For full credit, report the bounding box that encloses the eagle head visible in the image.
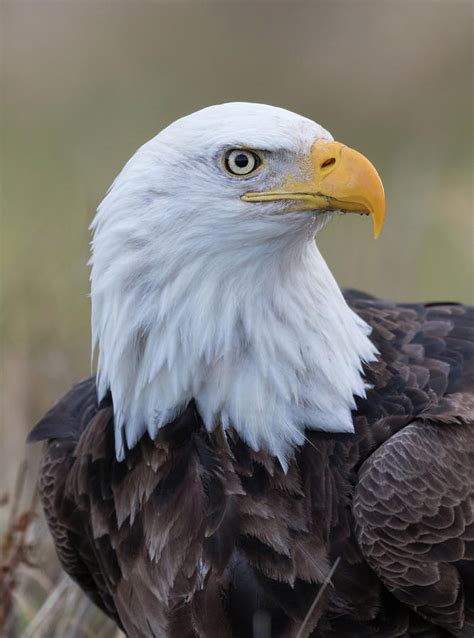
[90,103,384,465]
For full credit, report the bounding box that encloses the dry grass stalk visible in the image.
[295,556,341,638]
[0,462,38,637]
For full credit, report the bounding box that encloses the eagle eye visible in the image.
[224,149,262,177]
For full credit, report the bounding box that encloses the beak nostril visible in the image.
[320,158,336,170]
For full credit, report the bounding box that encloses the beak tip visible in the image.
[372,207,385,239]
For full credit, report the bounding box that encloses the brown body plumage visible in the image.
[30,292,474,637]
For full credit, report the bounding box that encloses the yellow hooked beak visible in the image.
[241,140,386,238]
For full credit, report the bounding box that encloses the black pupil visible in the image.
[235,153,250,168]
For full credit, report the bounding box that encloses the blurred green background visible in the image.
[0,1,472,634]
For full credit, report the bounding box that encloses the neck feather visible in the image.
[92,235,377,466]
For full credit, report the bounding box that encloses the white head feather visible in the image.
[90,102,378,467]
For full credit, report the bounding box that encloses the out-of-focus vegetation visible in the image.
[1,1,472,635]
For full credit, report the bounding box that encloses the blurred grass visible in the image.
[0,1,473,635]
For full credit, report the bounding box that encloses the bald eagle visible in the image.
[30,103,474,638]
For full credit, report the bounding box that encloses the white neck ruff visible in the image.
[91,212,378,466]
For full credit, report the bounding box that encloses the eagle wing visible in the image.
[354,418,474,636]
[31,379,123,627]
[350,297,474,637]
